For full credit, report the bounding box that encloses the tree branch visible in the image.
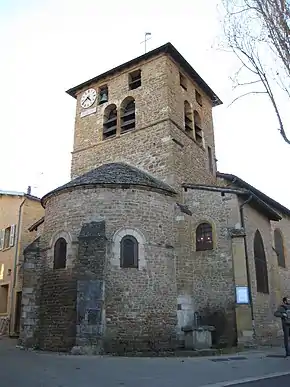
[228,91,267,107]
[234,79,262,87]
[221,0,290,145]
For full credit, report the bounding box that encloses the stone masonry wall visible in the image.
[271,214,290,301]
[169,122,216,188]
[217,177,290,344]
[166,57,217,179]
[19,237,42,348]
[242,201,286,344]
[180,189,238,346]
[71,122,175,187]
[38,267,77,351]
[20,230,77,351]
[71,54,170,180]
[43,186,178,353]
[73,55,168,153]
[105,241,177,353]
[75,221,106,350]
[71,53,218,192]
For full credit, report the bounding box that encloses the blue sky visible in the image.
[0,0,40,16]
[0,0,289,208]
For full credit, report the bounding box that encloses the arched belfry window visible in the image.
[184,101,193,136]
[120,235,138,268]
[103,104,117,139]
[121,97,136,133]
[274,229,286,268]
[53,237,67,269]
[254,230,269,294]
[196,223,213,251]
[194,110,203,145]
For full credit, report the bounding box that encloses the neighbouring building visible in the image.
[0,189,44,336]
[19,43,290,353]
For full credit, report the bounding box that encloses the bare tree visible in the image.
[221,0,290,144]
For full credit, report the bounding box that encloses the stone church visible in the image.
[20,43,290,353]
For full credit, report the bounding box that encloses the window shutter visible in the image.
[9,224,16,247]
[0,229,4,250]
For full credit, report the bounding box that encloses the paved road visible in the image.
[236,374,290,386]
[1,339,290,387]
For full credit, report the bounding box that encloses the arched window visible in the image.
[103,104,117,139]
[254,230,269,294]
[194,110,203,145]
[121,98,135,133]
[274,229,286,268]
[53,237,67,269]
[184,101,193,136]
[120,235,138,268]
[196,223,213,251]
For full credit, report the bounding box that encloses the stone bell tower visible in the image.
[66,43,222,191]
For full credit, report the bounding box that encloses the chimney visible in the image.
[27,186,31,195]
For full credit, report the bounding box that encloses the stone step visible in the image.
[106,348,220,357]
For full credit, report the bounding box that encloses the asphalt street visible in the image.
[236,374,290,386]
[1,338,290,387]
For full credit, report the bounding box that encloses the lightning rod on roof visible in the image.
[141,32,152,54]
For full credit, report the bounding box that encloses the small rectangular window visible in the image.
[129,69,141,90]
[3,227,11,249]
[0,229,4,250]
[208,146,213,174]
[9,224,16,247]
[98,85,108,105]
[196,90,203,106]
[180,72,187,90]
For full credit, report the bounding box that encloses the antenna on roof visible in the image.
[141,32,152,54]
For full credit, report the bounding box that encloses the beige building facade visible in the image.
[19,43,290,352]
[0,190,44,335]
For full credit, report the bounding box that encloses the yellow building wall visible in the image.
[16,200,45,290]
[0,194,44,334]
[0,195,23,317]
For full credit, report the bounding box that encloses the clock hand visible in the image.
[82,96,90,105]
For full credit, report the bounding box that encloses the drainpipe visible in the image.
[239,195,256,339]
[9,197,26,335]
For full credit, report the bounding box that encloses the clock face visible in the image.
[80,88,97,109]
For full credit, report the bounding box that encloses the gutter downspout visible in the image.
[9,197,26,335]
[239,194,256,340]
